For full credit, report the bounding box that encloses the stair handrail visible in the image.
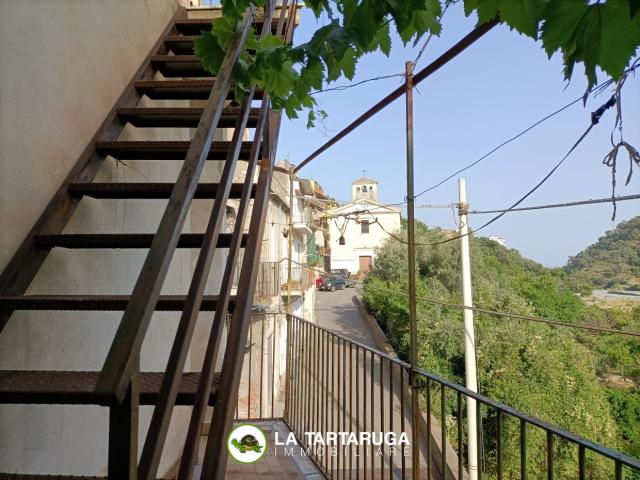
[95,8,257,402]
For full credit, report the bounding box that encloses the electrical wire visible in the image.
[469,193,640,215]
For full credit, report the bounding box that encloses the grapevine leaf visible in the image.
[212,16,237,47]
[597,0,640,79]
[498,0,549,38]
[194,31,226,74]
[542,0,640,87]
[340,47,357,80]
[307,110,316,129]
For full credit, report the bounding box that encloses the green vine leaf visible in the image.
[195,0,640,128]
[542,0,640,89]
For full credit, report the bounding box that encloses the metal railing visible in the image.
[233,260,282,298]
[283,314,640,480]
[233,313,287,420]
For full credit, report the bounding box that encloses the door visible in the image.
[359,255,372,274]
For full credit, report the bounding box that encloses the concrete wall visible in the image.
[0,0,226,476]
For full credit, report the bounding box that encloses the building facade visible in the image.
[328,177,401,276]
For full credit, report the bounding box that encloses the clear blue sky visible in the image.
[277,3,640,267]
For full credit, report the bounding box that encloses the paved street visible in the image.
[314,287,377,347]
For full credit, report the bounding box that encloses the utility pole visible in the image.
[405,60,420,480]
[458,177,479,480]
[287,166,294,315]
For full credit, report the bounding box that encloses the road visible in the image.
[314,287,377,347]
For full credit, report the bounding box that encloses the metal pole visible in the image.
[405,60,420,480]
[458,177,479,480]
[288,166,294,315]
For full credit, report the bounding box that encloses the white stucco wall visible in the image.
[328,201,401,275]
[0,1,228,476]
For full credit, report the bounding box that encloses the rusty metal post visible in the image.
[405,60,420,480]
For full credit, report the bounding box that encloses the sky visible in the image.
[277,3,640,268]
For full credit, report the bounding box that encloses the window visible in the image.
[356,187,360,192]
[361,221,370,234]
[362,186,368,193]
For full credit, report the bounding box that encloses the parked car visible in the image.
[318,276,346,292]
[315,275,328,288]
[331,268,350,279]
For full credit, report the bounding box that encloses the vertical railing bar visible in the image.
[284,315,290,421]
[497,410,503,480]
[349,341,354,479]
[259,315,265,419]
[520,419,527,480]
[457,391,463,480]
[379,355,384,479]
[343,338,347,480]
[248,317,253,418]
[441,385,447,480]
[356,345,360,480]
[401,367,406,479]
[271,315,276,418]
[298,318,303,438]
[315,325,320,459]
[578,445,585,480]
[338,337,343,478]
[306,321,312,440]
[547,431,554,480]
[389,359,393,480]
[615,460,623,480]
[477,400,482,480]
[426,378,432,480]
[363,347,368,480]
[325,329,330,475]
[370,351,375,479]
[332,333,336,479]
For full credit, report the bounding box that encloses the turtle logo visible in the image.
[227,424,268,464]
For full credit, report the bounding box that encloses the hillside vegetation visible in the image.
[362,220,640,478]
[565,216,640,293]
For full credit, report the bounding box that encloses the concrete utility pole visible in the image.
[458,177,479,480]
[405,60,420,480]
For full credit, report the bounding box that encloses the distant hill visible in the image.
[565,216,640,292]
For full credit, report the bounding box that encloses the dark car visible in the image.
[331,269,350,279]
[318,276,346,292]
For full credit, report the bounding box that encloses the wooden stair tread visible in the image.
[164,35,198,54]
[151,55,208,77]
[0,294,233,311]
[135,79,263,100]
[117,106,260,128]
[175,17,282,35]
[0,371,220,406]
[33,233,248,249]
[67,182,256,199]
[94,140,256,160]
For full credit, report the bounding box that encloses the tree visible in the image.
[195,0,640,126]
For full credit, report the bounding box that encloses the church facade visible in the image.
[327,177,401,276]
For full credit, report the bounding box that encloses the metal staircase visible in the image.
[0,2,296,479]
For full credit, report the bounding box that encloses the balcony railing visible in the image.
[282,315,640,480]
